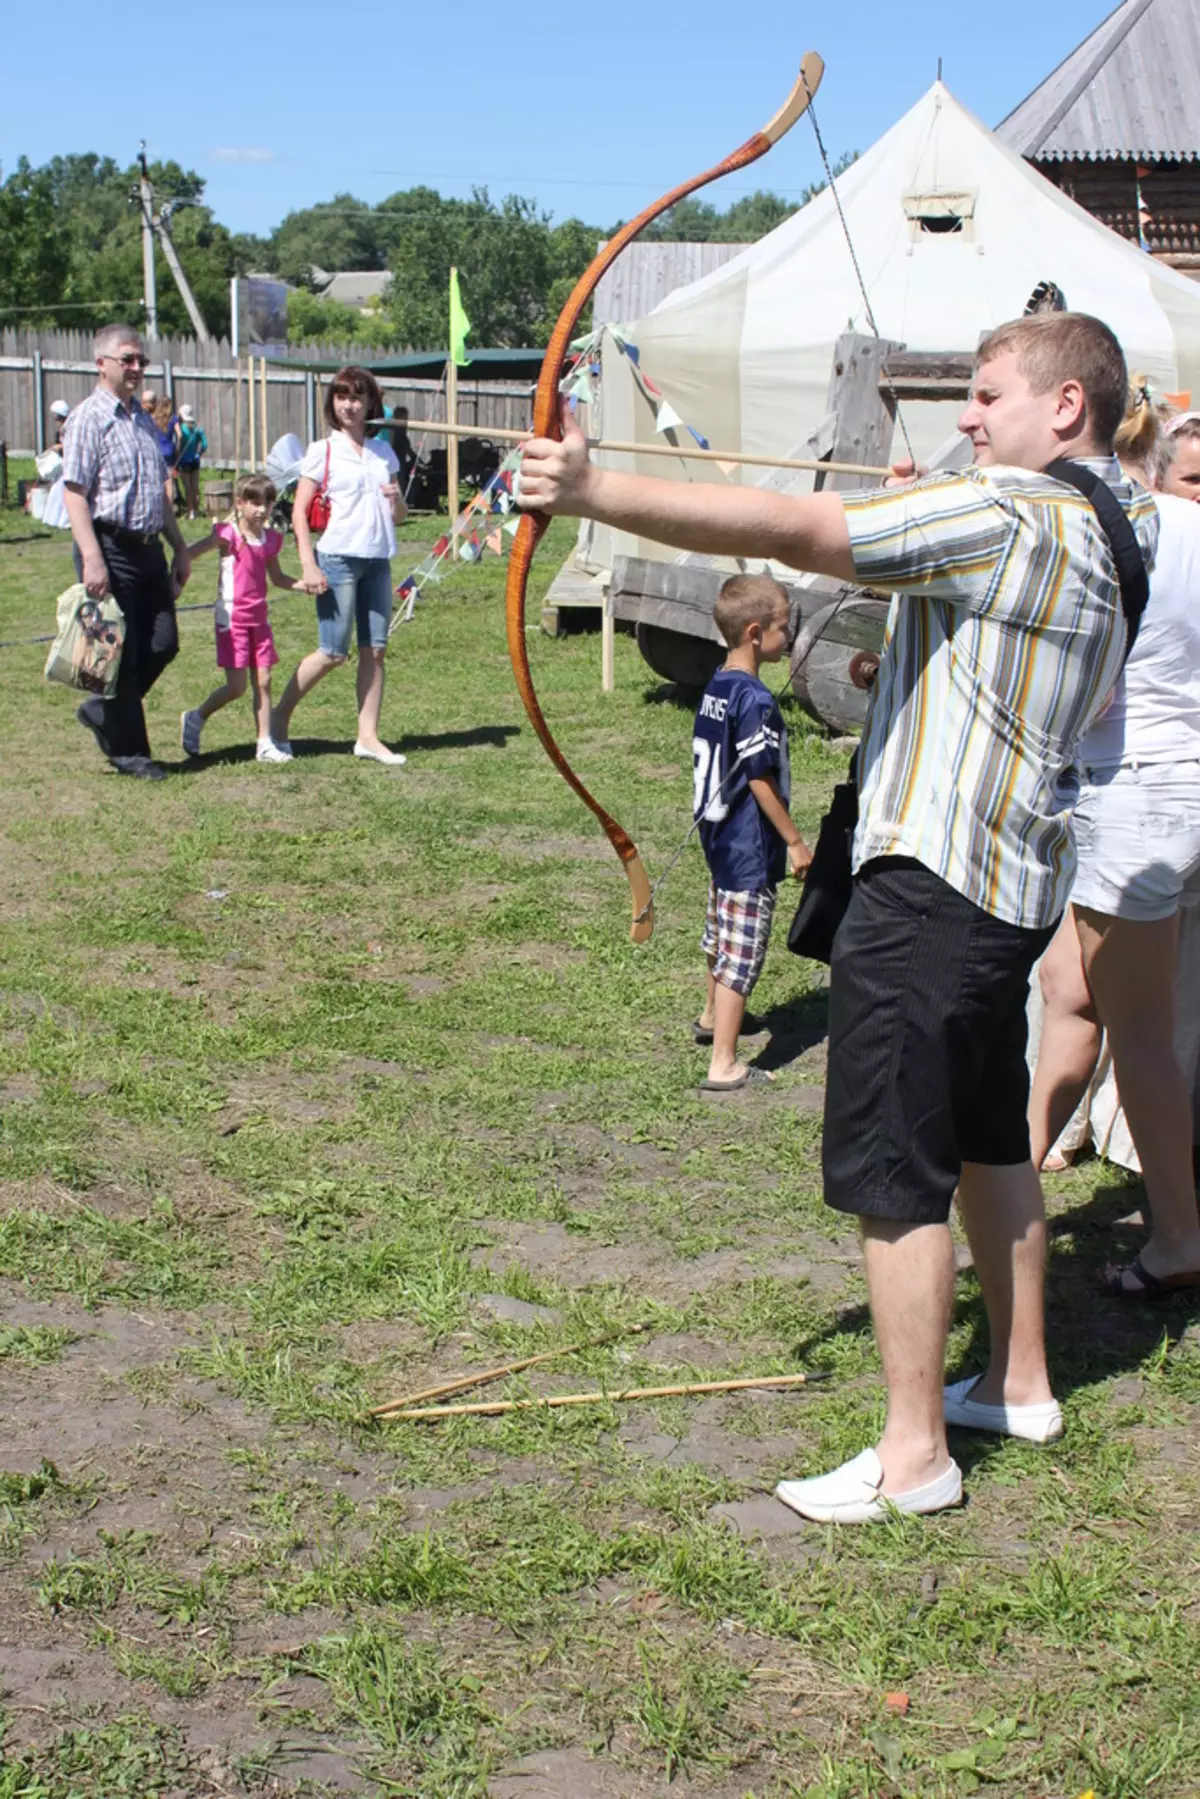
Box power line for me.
[368,167,827,198]
[0,300,145,316]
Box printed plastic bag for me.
[43,583,125,698]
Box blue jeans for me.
[316,552,392,657]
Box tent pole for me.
[234,357,243,479]
[248,356,257,471]
[446,357,459,547]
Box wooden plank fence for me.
[0,329,537,462]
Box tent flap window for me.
[903,189,976,240]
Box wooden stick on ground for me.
[370,417,890,482]
[384,1371,829,1422]
[368,1322,651,1418]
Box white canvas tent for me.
[586,78,1200,570]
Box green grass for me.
[0,500,1196,1798]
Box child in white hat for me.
[176,405,208,519]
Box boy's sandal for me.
[697,1067,777,1094]
[1102,1254,1200,1300]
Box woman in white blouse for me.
[272,366,407,763]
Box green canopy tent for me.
[269,347,545,381]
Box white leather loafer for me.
[943,1377,1063,1443]
[775,1447,962,1525]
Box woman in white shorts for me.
[1029,387,1200,1298]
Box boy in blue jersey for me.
[694,574,811,1091]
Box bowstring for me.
[800,70,917,469]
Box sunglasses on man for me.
[102,352,150,369]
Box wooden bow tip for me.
[761,52,826,146]
[627,852,654,944]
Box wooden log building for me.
[998,0,1200,275]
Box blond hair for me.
[714,573,788,647]
[975,313,1128,446]
[1113,375,1165,482]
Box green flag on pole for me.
[449,267,471,367]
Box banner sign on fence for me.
[231,278,290,358]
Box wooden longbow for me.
[505,53,826,944]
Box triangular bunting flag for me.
[655,399,683,433]
[486,529,503,554]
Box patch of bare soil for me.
[489,1747,625,1798]
[470,1222,852,1301]
[615,1394,815,1482]
[215,1069,357,1133]
[0,1294,427,1789]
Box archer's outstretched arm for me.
[518,413,856,582]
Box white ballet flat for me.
[353,742,407,766]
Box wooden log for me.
[635,623,724,692]
[809,331,905,491]
[790,595,890,733]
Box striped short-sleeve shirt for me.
[61,387,168,535]
[842,458,1159,930]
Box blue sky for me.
[8,3,1114,236]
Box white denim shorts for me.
[1071,757,1200,922]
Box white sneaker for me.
[775,1447,963,1525]
[353,741,407,766]
[181,710,204,757]
[273,739,293,760]
[256,739,291,764]
[943,1377,1063,1443]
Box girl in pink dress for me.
[180,474,319,763]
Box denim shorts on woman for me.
[316,552,393,657]
[822,858,1056,1225]
[1070,757,1200,922]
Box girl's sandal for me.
[1102,1254,1200,1300]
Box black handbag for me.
[785,464,1147,966]
[787,752,858,965]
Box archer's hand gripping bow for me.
[505,54,826,944]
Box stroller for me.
[265,433,307,533]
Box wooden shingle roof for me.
[997,0,1200,162]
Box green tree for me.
[270,196,388,284]
[0,160,71,323]
[381,187,601,349]
[1,153,239,337]
[286,288,400,348]
[626,160,858,246]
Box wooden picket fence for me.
[0,329,536,462]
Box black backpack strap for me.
[1044,458,1148,659]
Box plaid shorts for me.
[701,885,777,995]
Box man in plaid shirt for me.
[62,323,192,780]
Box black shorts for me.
[822,859,1057,1225]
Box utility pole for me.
[137,141,158,340]
[156,204,213,343]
